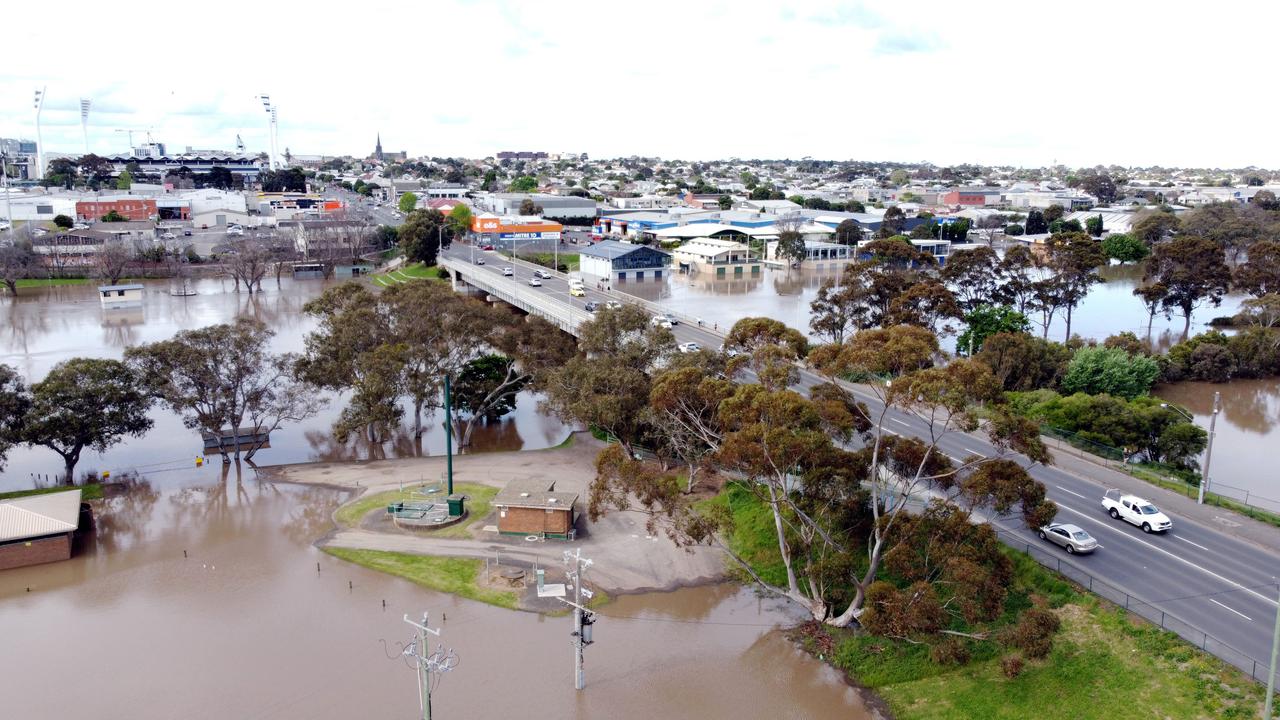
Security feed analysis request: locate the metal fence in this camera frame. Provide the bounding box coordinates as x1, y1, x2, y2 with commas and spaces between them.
995, 528, 1280, 687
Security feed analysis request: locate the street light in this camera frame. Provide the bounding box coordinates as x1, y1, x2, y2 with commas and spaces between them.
1160, 391, 1220, 505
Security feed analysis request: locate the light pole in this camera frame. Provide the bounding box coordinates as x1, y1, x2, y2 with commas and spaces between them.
1266, 582, 1280, 719
33, 87, 45, 180
1161, 391, 1220, 505
79, 99, 91, 155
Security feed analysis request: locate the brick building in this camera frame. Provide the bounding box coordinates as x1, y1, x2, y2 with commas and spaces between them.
493, 479, 578, 540
0, 489, 84, 571
76, 197, 158, 221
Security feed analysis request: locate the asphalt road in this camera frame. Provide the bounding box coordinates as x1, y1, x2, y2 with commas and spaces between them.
442, 245, 1280, 674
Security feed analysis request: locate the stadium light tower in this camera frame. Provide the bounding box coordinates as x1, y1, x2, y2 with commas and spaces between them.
33, 87, 46, 179
80, 99, 92, 155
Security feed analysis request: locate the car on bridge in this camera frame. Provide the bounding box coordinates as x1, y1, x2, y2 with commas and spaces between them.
651, 316, 673, 329
605, 300, 622, 310
570, 285, 585, 297
659, 312, 679, 325
528, 278, 542, 287
1102, 490, 1172, 533
1038, 523, 1098, 554
502, 267, 514, 276
473, 258, 485, 265
584, 301, 600, 312
534, 269, 552, 279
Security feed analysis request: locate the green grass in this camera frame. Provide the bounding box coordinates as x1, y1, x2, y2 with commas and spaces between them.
0, 484, 104, 501
14, 277, 130, 288
711, 484, 1268, 720
373, 263, 445, 287
519, 251, 580, 272
1120, 465, 1280, 529
322, 547, 518, 610
333, 481, 497, 538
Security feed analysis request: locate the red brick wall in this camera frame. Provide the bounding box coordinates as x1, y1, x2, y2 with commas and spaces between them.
498, 506, 573, 535
0, 533, 72, 571
76, 199, 157, 221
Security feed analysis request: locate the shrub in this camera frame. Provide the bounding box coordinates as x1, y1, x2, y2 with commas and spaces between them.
1001, 607, 1061, 659
1004, 224, 1025, 236
1061, 346, 1159, 399
929, 637, 971, 666
1188, 343, 1236, 382
1000, 653, 1025, 678
436, 267, 450, 280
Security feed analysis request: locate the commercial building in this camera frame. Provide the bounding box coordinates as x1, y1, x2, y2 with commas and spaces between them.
482, 193, 597, 220
578, 240, 671, 281
766, 239, 854, 269
496, 151, 548, 161
0, 489, 84, 571
0, 138, 40, 180
76, 197, 157, 222
471, 214, 564, 242
738, 199, 802, 215
35, 230, 113, 268
102, 153, 265, 184
940, 187, 1003, 206
670, 238, 761, 277
493, 479, 577, 540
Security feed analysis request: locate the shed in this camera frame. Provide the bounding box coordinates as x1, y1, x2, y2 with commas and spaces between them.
493, 479, 578, 540
0, 489, 83, 570
98, 283, 145, 308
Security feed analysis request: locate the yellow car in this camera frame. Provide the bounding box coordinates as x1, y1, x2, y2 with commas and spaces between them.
569, 285, 585, 297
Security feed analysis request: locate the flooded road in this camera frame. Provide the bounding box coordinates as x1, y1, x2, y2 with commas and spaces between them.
0, 278, 572, 492
0, 473, 870, 719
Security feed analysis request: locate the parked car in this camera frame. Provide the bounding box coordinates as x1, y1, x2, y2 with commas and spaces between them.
678, 342, 701, 354
182, 228, 192, 236
528, 278, 542, 287
1101, 489, 1172, 533
534, 269, 552, 279
227, 225, 244, 237
650, 316, 673, 329
160, 231, 176, 240
569, 285, 585, 297
71, 223, 89, 231
502, 267, 513, 276
474, 258, 486, 265
1038, 523, 1098, 554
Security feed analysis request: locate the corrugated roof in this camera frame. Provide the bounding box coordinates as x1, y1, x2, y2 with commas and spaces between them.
0, 489, 82, 542
579, 240, 670, 260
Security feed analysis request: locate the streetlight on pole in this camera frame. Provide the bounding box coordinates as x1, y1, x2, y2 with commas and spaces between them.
79, 99, 91, 155
33, 87, 45, 180
1161, 392, 1220, 505
1265, 581, 1280, 719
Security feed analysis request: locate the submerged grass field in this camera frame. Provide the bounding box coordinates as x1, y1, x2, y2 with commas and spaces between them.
333, 481, 497, 539
322, 548, 518, 610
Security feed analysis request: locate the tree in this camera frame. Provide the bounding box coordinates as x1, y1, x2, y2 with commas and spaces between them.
1024, 209, 1048, 235
453, 354, 523, 421
973, 214, 1006, 245
1102, 233, 1148, 263
834, 219, 863, 245
0, 242, 39, 295
1046, 232, 1107, 340
519, 198, 544, 216
809, 278, 873, 345
956, 305, 1031, 356
941, 246, 1001, 311
1133, 282, 1170, 338
398, 192, 419, 214
52, 214, 74, 229
1143, 236, 1232, 337
0, 365, 29, 472
774, 221, 807, 266
1234, 240, 1280, 297
973, 332, 1072, 391
116, 170, 133, 190
886, 279, 963, 336
1131, 210, 1180, 245
889, 169, 910, 186
260, 167, 307, 193
373, 224, 399, 250
1180, 202, 1272, 263
100, 210, 127, 222
1085, 214, 1103, 237
448, 203, 474, 242
94, 241, 133, 285
398, 209, 450, 265
845, 200, 867, 213
1043, 204, 1065, 223
1079, 171, 1118, 204
225, 239, 271, 293
22, 358, 153, 481
878, 206, 906, 238
509, 175, 537, 192
126, 319, 323, 462
1060, 346, 1160, 399
718, 194, 733, 210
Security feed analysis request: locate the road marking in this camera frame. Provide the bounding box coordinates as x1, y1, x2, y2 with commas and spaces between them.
890, 418, 910, 426
1055, 504, 1278, 607
963, 447, 985, 456
1174, 536, 1211, 552
1055, 485, 1089, 500
1209, 598, 1253, 621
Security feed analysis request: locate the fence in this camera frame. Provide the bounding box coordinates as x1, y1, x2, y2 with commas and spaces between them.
1040, 424, 1280, 517
994, 527, 1280, 687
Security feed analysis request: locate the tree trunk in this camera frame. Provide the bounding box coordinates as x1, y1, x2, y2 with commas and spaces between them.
412, 399, 424, 439
62, 447, 81, 485
3, 279, 15, 296
1183, 310, 1192, 339
1064, 305, 1073, 342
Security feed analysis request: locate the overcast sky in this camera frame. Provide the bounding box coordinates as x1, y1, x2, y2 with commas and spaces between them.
1, 0, 1271, 168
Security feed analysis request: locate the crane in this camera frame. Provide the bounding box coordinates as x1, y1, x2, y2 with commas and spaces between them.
113, 128, 153, 153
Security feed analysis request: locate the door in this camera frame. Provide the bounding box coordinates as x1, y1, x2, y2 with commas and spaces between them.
216, 214, 226, 226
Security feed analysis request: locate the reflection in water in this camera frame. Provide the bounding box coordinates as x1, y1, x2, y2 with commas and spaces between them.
0, 475, 868, 719
1155, 379, 1280, 498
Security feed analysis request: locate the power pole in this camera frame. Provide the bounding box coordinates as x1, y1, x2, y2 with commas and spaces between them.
444, 374, 454, 495
1266, 582, 1280, 719
1197, 390, 1220, 505
400, 612, 458, 720
561, 549, 596, 691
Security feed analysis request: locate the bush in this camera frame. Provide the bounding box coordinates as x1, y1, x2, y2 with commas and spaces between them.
1001, 607, 1061, 659
436, 267, 450, 280
1061, 346, 1159, 399
53, 214, 74, 229
1000, 653, 1025, 678
1188, 343, 1236, 382
929, 637, 971, 666
1004, 223, 1025, 236
1159, 330, 1280, 382
1102, 232, 1149, 263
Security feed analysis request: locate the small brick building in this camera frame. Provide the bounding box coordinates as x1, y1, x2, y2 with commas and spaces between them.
76, 198, 157, 222
0, 489, 83, 571
493, 479, 578, 540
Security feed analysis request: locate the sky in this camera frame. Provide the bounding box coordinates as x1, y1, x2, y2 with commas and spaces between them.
1, 0, 1274, 168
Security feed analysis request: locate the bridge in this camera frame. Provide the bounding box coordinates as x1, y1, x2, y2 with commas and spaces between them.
438, 244, 1280, 686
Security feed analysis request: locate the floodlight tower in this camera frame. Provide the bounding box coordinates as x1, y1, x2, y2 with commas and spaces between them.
33, 87, 45, 179
256, 94, 276, 170
80, 99, 91, 154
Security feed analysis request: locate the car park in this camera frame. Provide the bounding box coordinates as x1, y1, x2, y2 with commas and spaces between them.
502, 267, 514, 276
1101, 489, 1172, 533
528, 278, 542, 287
1038, 523, 1098, 554
678, 342, 701, 353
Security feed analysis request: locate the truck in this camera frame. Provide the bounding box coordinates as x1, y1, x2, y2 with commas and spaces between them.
1101, 489, 1173, 533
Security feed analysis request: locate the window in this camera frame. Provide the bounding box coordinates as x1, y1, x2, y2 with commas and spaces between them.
117, 290, 126, 297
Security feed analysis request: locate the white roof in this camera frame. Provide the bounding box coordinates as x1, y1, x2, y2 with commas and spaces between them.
650, 223, 760, 239
0, 489, 82, 542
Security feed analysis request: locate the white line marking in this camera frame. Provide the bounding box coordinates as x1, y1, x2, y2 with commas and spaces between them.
1055, 505, 1277, 607
1174, 536, 1211, 552
890, 418, 910, 426
1209, 598, 1253, 621
963, 447, 985, 456
1055, 485, 1089, 500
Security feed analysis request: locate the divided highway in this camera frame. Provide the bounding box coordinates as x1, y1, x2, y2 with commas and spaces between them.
441, 245, 1280, 678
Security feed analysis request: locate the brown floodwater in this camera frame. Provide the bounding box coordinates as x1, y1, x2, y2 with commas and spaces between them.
0, 278, 572, 492
1154, 379, 1280, 506
0, 472, 870, 719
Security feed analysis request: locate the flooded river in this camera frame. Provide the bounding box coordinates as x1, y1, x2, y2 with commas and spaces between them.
0, 473, 871, 719
0, 277, 572, 493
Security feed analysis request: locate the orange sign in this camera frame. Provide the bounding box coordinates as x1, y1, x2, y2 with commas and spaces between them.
473, 217, 502, 232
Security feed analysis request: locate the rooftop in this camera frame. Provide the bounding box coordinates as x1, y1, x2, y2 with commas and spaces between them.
579, 239, 670, 260
493, 479, 578, 511
0, 489, 82, 543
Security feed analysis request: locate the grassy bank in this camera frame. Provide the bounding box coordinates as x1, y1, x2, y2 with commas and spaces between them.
13, 277, 142, 288
0, 484, 104, 501
333, 481, 497, 538
519, 251, 580, 272
373, 263, 445, 287
712, 484, 1269, 720
323, 547, 518, 610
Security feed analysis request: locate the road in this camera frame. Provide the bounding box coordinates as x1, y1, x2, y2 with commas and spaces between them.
440, 244, 1280, 678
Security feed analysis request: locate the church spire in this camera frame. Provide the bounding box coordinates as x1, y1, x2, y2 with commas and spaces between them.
375, 132, 383, 161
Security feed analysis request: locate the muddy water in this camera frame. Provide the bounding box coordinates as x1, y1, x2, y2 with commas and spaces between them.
0, 475, 870, 719
0, 278, 572, 492
1154, 379, 1280, 505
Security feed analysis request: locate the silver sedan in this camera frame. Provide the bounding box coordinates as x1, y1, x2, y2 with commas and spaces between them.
1038, 523, 1098, 554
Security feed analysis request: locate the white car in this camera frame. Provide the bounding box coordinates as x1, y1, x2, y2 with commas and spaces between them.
650, 316, 673, 329
605, 300, 622, 310
226, 226, 244, 237
660, 313, 679, 326
502, 267, 514, 276
528, 278, 542, 287
1101, 489, 1173, 533
678, 342, 701, 354
160, 231, 176, 240
534, 269, 553, 279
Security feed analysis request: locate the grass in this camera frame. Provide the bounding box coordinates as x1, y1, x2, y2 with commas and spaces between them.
13, 277, 143, 288
519, 251, 580, 272
712, 484, 1269, 720
0, 484, 104, 501
372, 262, 445, 287
1120, 465, 1280, 529
333, 481, 498, 539
322, 547, 519, 610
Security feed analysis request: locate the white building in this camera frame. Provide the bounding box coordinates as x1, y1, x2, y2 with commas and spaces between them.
766, 239, 853, 269
98, 283, 145, 308
670, 238, 761, 277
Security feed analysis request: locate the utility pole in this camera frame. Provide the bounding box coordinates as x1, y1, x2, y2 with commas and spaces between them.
400, 612, 458, 720
33, 87, 45, 181
444, 374, 454, 495
1267, 582, 1280, 719
561, 549, 596, 691
1198, 391, 1220, 505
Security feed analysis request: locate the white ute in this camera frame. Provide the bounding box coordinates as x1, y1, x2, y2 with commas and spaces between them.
1101, 489, 1172, 533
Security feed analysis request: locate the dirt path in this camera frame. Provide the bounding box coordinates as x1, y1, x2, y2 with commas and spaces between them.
261, 432, 728, 594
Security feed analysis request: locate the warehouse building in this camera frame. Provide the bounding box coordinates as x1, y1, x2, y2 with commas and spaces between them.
578, 240, 671, 281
